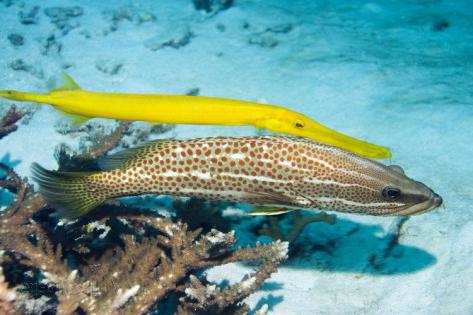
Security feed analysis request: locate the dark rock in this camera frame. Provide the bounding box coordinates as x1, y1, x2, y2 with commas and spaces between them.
102, 6, 156, 35
0, 0, 15, 7
186, 88, 200, 96
248, 34, 278, 48
41, 34, 62, 55
246, 23, 293, 48
7, 33, 24, 46
216, 23, 226, 32
80, 29, 91, 39
266, 23, 293, 34
95, 59, 123, 75
432, 18, 449, 32
9, 59, 30, 71
44, 6, 83, 19
18, 6, 40, 25
9, 59, 44, 79
145, 27, 194, 51
44, 6, 84, 35
193, 0, 233, 13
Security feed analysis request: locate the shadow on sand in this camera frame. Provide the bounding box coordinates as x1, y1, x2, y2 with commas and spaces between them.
283, 216, 437, 275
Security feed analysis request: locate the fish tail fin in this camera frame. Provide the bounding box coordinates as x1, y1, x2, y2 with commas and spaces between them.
31, 163, 108, 219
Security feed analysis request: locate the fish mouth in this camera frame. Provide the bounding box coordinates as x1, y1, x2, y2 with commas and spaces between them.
395, 192, 443, 216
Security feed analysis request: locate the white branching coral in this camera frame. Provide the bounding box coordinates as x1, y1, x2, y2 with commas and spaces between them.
84, 221, 112, 239
206, 229, 234, 244
271, 239, 290, 261
113, 285, 140, 308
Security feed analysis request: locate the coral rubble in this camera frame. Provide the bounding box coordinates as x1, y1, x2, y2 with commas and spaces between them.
192, 0, 234, 13
7, 34, 24, 47
0, 106, 25, 140
44, 6, 84, 35
258, 210, 336, 243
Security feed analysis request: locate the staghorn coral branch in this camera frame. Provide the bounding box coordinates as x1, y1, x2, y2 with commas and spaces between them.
259, 210, 336, 243
77, 121, 131, 160
0, 106, 26, 140
0, 163, 90, 314
0, 163, 34, 219
0, 113, 290, 314
56, 120, 131, 171
179, 239, 287, 314
0, 160, 288, 314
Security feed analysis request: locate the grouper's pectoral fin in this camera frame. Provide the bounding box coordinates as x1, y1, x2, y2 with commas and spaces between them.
248, 207, 294, 216
243, 189, 313, 216
243, 189, 314, 208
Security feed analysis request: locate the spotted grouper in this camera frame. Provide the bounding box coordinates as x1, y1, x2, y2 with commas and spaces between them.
32, 136, 442, 219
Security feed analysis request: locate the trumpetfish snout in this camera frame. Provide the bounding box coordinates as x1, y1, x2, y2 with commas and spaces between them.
31, 136, 441, 219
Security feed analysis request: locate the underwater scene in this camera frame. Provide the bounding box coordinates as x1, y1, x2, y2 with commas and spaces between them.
0, 0, 472, 314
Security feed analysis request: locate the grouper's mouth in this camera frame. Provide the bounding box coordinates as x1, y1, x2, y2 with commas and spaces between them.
395, 192, 443, 216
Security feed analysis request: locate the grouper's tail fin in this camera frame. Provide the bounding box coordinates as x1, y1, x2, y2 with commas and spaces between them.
31, 163, 106, 219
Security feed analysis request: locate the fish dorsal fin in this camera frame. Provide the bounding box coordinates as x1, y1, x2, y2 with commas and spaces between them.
98, 138, 174, 171
50, 73, 91, 126
51, 72, 81, 92
388, 165, 405, 175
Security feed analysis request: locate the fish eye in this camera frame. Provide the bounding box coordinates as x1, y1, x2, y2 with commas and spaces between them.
294, 120, 305, 129
382, 186, 401, 201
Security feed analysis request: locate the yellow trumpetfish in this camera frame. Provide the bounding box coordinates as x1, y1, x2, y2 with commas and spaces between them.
0, 74, 391, 159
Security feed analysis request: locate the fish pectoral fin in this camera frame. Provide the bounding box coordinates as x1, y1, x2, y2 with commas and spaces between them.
388, 165, 405, 175
58, 110, 91, 127
244, 190, 313, 208
245, 190, 297, 205
50, 72, 82, 92
248, 207, 294, 216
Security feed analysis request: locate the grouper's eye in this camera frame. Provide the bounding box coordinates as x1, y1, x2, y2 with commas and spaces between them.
382, 186, 401, 201
294, 120, 305, 129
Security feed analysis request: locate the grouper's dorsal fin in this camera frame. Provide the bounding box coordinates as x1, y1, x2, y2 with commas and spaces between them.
98, 138, 175, 171
50, 72, 81, 92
